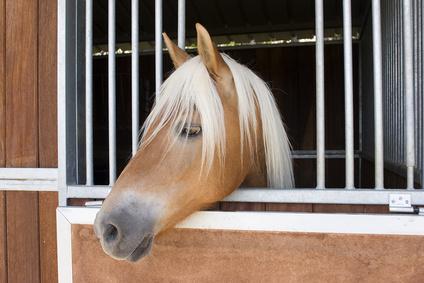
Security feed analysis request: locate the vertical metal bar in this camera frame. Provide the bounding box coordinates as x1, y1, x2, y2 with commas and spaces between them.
343, 0, 355, 189
155, 0, 163, 94
85, 0, 93, 185
76, 0, 86, 185
178, 0, 186, 48
413, 0, 420, 188
391, 1, 404, 169
389, 0, 394, 164
108, 0, 117, 184
315, 0, 325, 189
131, 0, 139, 156
372, 0, 384, 189
358, 42, 363, 188
420, 0, 424, 189
416, 0, 422, 189
58, 0, 69, 206
388, 0, 393, 164
403, 0, 415, 189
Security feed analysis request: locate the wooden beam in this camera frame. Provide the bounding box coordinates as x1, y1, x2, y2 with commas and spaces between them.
6, 192, 40, 283
0, 0, 7, 280
38, 0, 57, 168
5, 0, 40, 282
0, 193, 6, 283
38, 192, 58, 283
38, 0, 58, 281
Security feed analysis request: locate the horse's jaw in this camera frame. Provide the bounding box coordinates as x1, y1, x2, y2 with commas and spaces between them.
126, 234, 154, 262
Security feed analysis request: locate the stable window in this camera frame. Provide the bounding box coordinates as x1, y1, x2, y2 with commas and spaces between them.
58, 0, 424, 212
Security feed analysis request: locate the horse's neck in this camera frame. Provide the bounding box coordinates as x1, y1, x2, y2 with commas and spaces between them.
241, 167, 267, 187
240, 142, 268, 187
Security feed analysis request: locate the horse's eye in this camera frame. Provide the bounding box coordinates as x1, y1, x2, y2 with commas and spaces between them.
180, 125, 201, 137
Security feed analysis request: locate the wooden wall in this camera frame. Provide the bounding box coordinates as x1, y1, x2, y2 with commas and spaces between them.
72, 224, 424, 283
0, 0, 58, 282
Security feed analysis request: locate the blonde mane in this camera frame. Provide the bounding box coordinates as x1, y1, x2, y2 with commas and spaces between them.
140, 54, 293, 188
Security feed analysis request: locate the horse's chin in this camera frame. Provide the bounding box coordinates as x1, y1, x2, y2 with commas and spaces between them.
126, 235, 154, 262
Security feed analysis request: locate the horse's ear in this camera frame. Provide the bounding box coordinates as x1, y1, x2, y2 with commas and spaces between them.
196, 23, 230, 80
163, 32, 190, 68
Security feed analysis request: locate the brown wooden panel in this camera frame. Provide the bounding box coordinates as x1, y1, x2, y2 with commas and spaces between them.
5, 0, 38, 167
313, 204, 365, 213
0, 192, 6, 283
364, 205, 389, 214
72, 224, 424, 282
266, 203, 313, 212
0, 0, 5, 165
38, 0, 57, 168
38, 192, 58, 283
5, 0, 40, 282
0, 0, 7, 280
220, 201, 265, 211
6, 192, 40, 283
38, 0, 58, 281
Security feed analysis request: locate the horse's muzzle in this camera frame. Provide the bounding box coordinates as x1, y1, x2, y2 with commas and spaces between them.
93, 197, 156, 261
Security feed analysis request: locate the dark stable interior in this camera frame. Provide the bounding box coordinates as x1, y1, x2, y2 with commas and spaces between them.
91, 44, 361, 188
70, 0, 407, 209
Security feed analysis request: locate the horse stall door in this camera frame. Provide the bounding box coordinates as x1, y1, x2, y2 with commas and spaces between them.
57, 0, 424, 282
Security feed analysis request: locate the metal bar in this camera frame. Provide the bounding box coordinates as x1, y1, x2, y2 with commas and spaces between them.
343, 0, 355, 189
131, 0, 139, 156
67, 185, 111, 199
293, 150, 357, 154
85, 0, 94, 185
396, 0, 402, 167
390, 0, 394, 163
315, 0, 325, 189
416, 1, 422, 187
225, 188, 424, 205
0, 181, 58, 191
57, 0, 68, 206
358, 40, 363, 188
0, 168, 58, 180
67, 185, 424, 206
155, 0, 163, 94
178, 0, 185, 48
58, 0, 79, 205
108, 0, 117, 184
58, 207, 424, 236
292, 154, 360, 159
420, 0, 424, 189
76, 0, 86, 185
372, 0, 384, 189
291, 150, 361, 159
403, 0, 415, 189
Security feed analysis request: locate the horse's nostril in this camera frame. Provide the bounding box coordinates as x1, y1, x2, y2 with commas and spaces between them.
104, 224, 119, 243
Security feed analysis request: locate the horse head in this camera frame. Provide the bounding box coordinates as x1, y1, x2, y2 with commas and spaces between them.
94, 24, 293, 261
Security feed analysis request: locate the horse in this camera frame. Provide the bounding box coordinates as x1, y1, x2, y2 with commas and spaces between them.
94, 23, 293, 262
